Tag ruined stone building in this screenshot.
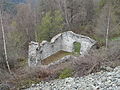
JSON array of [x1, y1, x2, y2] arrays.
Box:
[[28, 31, 96, 67]]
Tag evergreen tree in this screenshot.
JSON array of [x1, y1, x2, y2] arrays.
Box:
[[37, 10, 64, 42]]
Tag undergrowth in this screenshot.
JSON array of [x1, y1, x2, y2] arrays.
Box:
[[59, 68, 74, 79]]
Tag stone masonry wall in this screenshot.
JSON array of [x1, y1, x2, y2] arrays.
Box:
[[28, 31, 96, 67]]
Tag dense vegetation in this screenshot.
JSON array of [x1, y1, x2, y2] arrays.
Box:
[[0, 0, 120, 89]]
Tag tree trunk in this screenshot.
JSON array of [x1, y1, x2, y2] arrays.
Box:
[[106, 3, 111, 49], [0, 10, 12, 74]]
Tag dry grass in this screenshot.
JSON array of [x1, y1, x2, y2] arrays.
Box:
[[41, 51, 71, 65], [73, 40, 120, 77], [5, 66, 54, 89], [73, 55, 101, 77]]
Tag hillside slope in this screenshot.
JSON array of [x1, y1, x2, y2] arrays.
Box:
[[26, 66, 120, 90]]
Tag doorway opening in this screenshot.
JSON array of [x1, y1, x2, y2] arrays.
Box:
[[73, 42, 81, 54]]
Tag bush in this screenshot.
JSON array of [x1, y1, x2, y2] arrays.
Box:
[[73, 55, 101, 77], [99, 0, 106, 9], [0, 84, 10, 90], [17, 58, 27, 68], [107, 40, 120, 67], [6, 66, 53, 89], [36, 10, 64, 42], [17, 79, 39, 89], [73, 40, 120, 77], [59, 68, 73, 79], [73, 42, 81, 53]]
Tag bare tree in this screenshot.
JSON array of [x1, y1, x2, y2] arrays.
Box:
[[106, 3, 111, 49], [94, 1, 112, 46], [56, 0, 94, 31], [0, 7, 12, 74]]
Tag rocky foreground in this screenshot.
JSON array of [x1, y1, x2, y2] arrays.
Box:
[[26, 66, 120, 90]]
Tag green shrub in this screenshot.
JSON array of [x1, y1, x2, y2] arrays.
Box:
[[17, 58, 27, 67], [110, 37, 120, 41], [73, 42, 81, 53], [93, 35, 105, 46], [17, 79, 39, 89], [36, 10, 64, 42], [59, 68, 73, 79], [99, 0, 106, 9]]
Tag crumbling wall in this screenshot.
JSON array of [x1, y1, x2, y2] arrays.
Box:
[[28, 31, 96, 67], [28, 41, 39, 66]]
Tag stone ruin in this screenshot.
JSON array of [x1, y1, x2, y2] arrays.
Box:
[[28, 31, 96, 67]]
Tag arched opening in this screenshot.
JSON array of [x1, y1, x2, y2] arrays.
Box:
[[73, 42, 81, 54]]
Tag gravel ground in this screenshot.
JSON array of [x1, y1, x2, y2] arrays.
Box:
[[25, 66, 120, 90]]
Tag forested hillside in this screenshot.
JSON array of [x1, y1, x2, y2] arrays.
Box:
[[0, 0, 120, 89]]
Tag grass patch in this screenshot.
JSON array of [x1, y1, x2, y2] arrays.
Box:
[[16, 58, 27, 68], [59, 68, 73, 79], [41, 51, 72, 65], [73, 42, 81, 53], [110, 37, 120, 41], [17, 79, 40, 89], [93, 35, 105, 46]]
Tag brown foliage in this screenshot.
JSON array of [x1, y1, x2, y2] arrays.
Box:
[[73, 40, 120, 77], [73, 55, 101, 77]]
